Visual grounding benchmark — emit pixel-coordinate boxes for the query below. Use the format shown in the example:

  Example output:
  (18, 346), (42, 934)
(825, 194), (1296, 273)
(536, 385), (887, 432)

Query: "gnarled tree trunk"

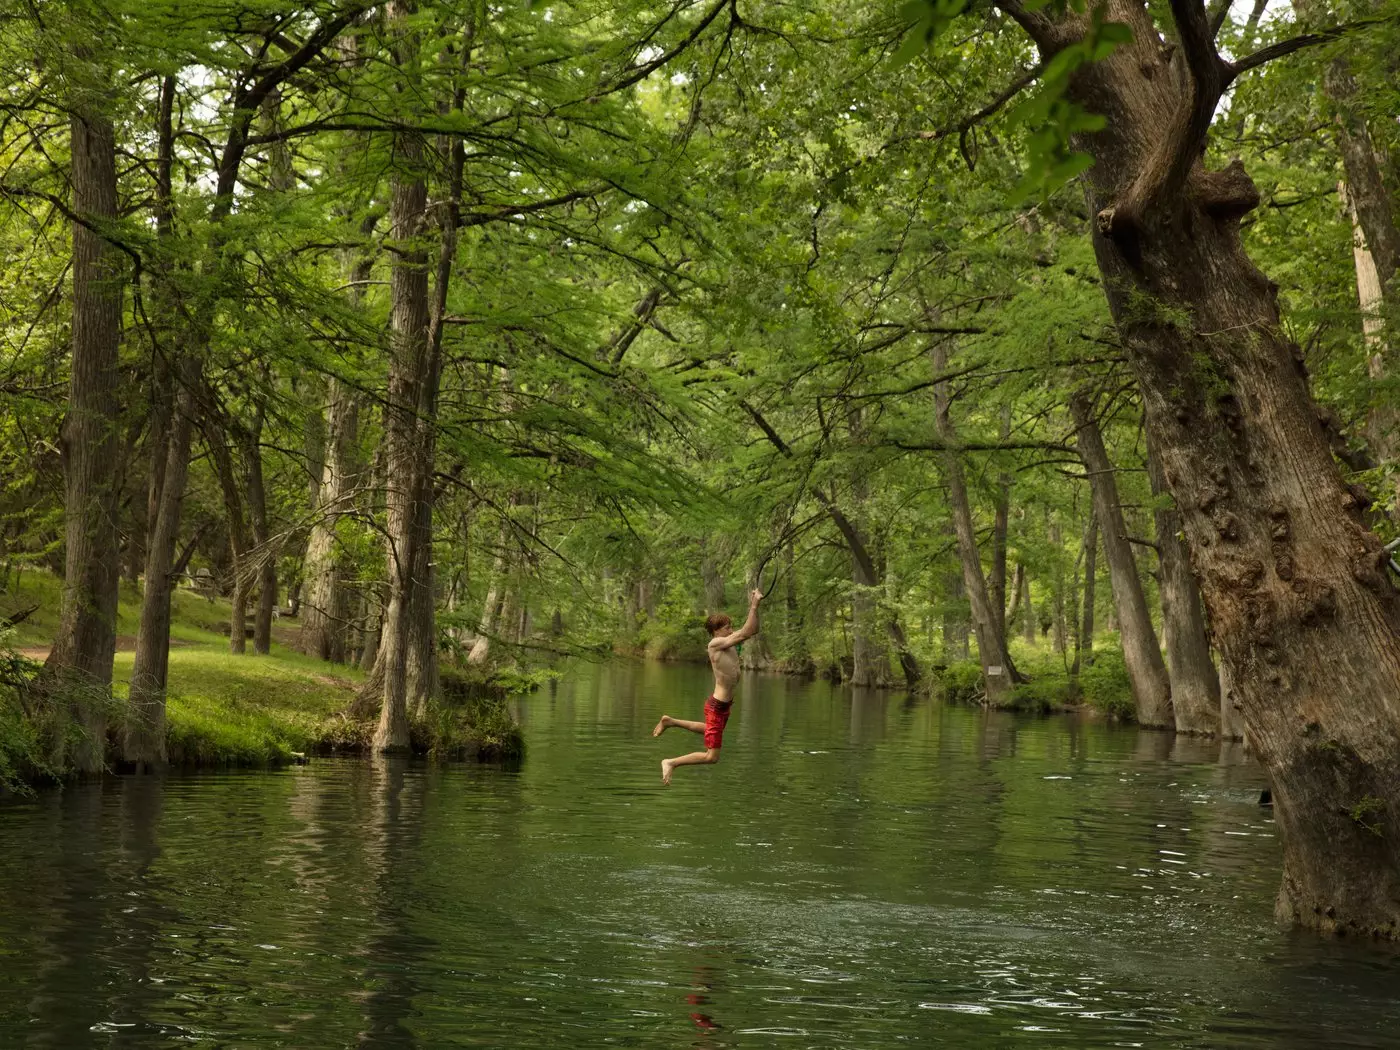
(1002, 0), (1400, 933)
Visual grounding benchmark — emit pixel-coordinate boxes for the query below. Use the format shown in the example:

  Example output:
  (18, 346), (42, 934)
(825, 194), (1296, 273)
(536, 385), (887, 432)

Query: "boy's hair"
(704, 612), (732, 637)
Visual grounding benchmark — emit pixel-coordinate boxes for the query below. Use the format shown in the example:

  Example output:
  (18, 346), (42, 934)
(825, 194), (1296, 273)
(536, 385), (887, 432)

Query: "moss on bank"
(0, 572), (526, 793)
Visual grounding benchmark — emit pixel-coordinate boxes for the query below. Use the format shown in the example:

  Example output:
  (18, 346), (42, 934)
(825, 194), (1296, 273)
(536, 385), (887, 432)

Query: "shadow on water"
(3, 659), (1400, 1048)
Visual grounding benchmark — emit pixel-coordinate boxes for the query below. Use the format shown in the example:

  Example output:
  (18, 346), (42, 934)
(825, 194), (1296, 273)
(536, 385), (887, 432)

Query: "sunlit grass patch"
(113, 645), (364, 766)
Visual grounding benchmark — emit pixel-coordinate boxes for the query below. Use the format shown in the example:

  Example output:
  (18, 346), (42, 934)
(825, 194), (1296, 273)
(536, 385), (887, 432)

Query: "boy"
(653, 588), (762, 785)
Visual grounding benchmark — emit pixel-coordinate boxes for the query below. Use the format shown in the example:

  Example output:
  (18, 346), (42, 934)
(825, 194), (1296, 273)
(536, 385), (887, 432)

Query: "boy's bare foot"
(661, 758), (675, 785)
(652, 716), (671, 737)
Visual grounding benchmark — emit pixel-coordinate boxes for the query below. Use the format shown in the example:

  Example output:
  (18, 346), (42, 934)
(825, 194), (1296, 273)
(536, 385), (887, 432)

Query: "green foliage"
(1078, 648), (1135, 721)
(0, 644), (50, 794)
(939, 660), (985, 704)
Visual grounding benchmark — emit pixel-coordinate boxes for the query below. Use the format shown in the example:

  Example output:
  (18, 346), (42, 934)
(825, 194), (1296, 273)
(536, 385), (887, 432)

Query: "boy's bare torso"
(708, 642), (741, 701)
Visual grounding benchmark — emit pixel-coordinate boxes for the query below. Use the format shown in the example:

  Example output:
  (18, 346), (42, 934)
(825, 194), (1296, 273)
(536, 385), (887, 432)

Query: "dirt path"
(19, 634), (194, 663)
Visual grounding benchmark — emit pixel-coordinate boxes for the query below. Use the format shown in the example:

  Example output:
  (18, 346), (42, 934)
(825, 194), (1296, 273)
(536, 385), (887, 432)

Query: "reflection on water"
(2, 659), (1399, 1048)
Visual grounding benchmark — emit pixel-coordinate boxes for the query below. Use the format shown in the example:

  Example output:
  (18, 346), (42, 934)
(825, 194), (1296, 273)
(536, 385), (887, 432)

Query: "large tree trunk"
(1070, 391), (1173, 727)
(933, 343), (1018, 703)
(1148, 438), (1221, 734)
(374, 149), (429, 749)
(44, 100), (123, 773)
(1006, 0), (1400, 933)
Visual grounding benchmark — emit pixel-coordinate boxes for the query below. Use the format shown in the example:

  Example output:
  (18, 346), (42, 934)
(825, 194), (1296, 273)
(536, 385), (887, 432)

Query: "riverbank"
(0, 573), (524, 792)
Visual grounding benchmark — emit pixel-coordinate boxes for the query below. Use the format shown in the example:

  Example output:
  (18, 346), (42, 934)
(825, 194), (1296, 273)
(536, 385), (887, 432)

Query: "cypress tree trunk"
(1002, 0), (1400, 932)
(45, 99), (123, 773)
(467, 542), (507, 666)
(1071, 391), (1172, 727)
(1020, 570), (1036, 645)
(126, 364), (196, 768)
(990, 405), (1012, 638)
(373, 2), (433, 748)
(847, 424), (887, 687)
(374, 153), (428, 748)
(1078, 512), (1098, 672)
(203, 410), (250, 655)
(1050, 519), (1068, 654)
(943, 567), (971, 661)
(934, 343), (1018, 702)
(1148, 438), (1221, 734)
(243, 406), (275, 655)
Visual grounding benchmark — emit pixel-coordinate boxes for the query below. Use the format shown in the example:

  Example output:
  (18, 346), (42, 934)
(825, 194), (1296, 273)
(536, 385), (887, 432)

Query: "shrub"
(939, 659), (985, 704)
(1079, 649), (1135, 720)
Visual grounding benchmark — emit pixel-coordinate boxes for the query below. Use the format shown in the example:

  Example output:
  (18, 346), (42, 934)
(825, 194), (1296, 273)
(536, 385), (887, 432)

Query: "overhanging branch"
(1226, 14), (1396, 78)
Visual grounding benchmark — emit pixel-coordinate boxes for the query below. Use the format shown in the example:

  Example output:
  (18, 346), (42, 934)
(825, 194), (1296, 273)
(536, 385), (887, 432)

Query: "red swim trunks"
(703, 696), (732, 749)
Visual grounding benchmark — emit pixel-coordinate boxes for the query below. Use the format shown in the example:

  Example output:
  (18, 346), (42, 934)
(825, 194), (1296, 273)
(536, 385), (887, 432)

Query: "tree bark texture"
(126, 363), (197, 768)
(1073, 511), (1099, 675)
(300, 212), (372, 663)
(298, 376), (360, 662)
(934, 343), (1017, 703)
(1005, 0), (1400, 933)
(1148, 438), (1221, 734)
(1070, 391), (1173, 727)
(203, 408), (250, 655)
(990, 404), (1012, 638)
(847, 427), (889, 687)
(1050, 519), (1068, 654)
(44, 101), (123, 773)
(374, 127), (430, 750)
(242, 406), (276, 655)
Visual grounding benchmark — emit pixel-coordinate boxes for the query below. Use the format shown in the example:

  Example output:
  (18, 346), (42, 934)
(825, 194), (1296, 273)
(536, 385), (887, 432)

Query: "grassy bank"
(0, 572), (525, 792)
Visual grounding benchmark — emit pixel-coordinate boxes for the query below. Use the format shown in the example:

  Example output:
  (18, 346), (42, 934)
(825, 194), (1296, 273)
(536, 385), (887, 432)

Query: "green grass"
(113, 645), (366, 766)
(0, 570), (525, 785)
(0, 572), (233, 650)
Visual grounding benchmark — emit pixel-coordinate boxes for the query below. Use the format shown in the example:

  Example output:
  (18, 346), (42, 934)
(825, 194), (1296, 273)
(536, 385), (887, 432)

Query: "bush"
(1079, 649), (1135, 720)
(1009, 674), (1077, 714)
(0, 648), (56, 793)
(939, 659), (985, 704)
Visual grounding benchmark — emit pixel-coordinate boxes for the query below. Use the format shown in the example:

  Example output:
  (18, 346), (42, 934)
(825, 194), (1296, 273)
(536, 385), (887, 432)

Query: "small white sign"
(987, 665), (1004, 676)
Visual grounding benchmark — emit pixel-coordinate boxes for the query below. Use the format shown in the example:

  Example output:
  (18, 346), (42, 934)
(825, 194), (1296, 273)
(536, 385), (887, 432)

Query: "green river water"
(2, 659), (1398, 1048)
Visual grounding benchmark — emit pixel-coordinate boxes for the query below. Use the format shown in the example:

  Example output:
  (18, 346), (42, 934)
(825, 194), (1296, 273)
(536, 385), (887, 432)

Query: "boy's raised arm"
(710, 590), (762, 651)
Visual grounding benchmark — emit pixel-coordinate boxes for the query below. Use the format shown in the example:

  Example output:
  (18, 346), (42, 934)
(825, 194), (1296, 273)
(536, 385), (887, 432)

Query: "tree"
(43, 47), (124, 773)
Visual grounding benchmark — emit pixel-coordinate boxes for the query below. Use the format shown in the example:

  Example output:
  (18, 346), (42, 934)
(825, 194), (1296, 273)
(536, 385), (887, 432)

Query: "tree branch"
(1207, 0), (1231, 40)
(1098, 0), (1229, 236)
(904, 62), (1045, 144)
(1226, 15), (1395, 79)
(890, 438), (1078, 454)
(600, 0), (732, 95)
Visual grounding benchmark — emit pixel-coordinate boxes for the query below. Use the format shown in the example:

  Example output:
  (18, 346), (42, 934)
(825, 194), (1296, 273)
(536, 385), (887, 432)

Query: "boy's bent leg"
(661, 748), (720, 785)
(652, 715), (705, 737)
